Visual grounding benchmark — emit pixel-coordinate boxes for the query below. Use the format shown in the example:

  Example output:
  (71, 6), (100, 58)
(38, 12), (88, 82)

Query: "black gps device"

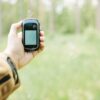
(22, 19), (40, 52)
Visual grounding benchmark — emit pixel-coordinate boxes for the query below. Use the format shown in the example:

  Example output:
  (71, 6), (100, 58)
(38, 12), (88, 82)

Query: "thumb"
(18, 32), (22, 39)
(9, 21), (22, 37)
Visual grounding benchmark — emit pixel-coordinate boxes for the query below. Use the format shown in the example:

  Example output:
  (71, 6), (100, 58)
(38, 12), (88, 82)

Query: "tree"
(0, 0), (2, 38)
(96, 0), (100, 31)
(28, 0), (39, 18)
(29, 0), (35, 17)
(81, 0), (95, 31)
(38, 0), (45, 25)
(18, 0), (24, 19)
(49, 0), (57, 33)
(74, 0), (81, 34)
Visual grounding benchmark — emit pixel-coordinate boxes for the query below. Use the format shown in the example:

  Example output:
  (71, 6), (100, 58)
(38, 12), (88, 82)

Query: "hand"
(4, 21), (45, 69)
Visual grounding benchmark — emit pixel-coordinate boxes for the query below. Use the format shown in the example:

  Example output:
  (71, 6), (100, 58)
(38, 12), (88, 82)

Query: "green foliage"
(2, 3), (15, 34)
(56, 8), (75, 34)
(81, 0), (96, 31)
(0, 0), (97, 35)
(1, 0), (29, 34)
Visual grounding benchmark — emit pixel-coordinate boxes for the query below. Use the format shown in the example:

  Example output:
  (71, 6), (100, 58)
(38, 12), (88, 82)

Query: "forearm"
(0, 53), (20, 100)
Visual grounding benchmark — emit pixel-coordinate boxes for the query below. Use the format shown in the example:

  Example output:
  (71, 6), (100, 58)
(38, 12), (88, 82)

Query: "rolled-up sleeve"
(0, 53), (20, 100)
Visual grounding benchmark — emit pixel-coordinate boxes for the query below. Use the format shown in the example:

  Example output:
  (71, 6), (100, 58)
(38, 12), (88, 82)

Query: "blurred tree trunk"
(38, 0), (45, 26)
(18, 0), (23, 19)
(49, 0), (56, 33)
(96, 0), (100, 31)
(0, 1), (2, 39)
(29, 0), (35, 17)
(74, 0), (81, 34)
(29, 0), (45, 28)
(29, 0), (38, 18)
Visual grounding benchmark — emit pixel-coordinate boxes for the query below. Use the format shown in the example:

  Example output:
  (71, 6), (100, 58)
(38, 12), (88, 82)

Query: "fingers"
(40, 31), (45, 50)
(38, 31), (45, 53)
(40, 31), (45, 42)
(9, 21), (22, 36)
(18, 32), (22, 39)
(40, 36), (44, 42)
(40, 31), (44, 36)
(32, 42), (44, 56)
(40, 42), (45, 50)
(32, 31), (45, 56)
(17, 30), (45, 57)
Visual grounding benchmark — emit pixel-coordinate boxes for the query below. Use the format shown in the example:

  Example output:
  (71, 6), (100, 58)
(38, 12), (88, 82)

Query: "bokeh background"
(0, 0), (100, 100)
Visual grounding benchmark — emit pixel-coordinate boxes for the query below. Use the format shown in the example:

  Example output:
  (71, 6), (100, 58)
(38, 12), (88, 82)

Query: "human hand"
(4, 21), (45, 69)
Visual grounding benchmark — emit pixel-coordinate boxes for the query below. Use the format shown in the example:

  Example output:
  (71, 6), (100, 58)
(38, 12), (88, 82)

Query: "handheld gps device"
(22, 19), (40, 52)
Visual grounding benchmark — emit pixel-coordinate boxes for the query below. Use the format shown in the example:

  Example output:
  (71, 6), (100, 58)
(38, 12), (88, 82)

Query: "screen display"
(25, 30), (36, 45)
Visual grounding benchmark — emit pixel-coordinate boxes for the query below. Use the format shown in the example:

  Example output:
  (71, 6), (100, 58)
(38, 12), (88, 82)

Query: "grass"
(1, 33), (100, 100)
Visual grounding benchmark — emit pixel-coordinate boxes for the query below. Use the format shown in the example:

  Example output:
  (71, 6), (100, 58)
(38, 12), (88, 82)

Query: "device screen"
(25, 30), (36, 45)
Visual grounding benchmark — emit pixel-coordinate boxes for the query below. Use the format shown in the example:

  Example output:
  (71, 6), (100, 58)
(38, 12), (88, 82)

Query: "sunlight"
(2, 0), (17, 4)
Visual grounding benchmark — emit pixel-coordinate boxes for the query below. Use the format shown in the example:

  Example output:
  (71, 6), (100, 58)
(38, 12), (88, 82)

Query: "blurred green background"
(1, 0), (100, 100)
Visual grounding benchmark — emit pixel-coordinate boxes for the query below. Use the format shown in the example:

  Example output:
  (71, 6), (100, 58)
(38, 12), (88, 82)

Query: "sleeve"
(0, 53), (20, 100)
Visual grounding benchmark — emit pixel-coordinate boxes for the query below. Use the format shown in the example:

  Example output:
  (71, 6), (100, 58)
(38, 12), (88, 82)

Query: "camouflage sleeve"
(0, 53), (20, 100)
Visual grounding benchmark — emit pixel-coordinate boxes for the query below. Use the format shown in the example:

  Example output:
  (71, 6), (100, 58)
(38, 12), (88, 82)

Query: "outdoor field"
(1, 32), (100, 100)
(1, 0), (100, 100)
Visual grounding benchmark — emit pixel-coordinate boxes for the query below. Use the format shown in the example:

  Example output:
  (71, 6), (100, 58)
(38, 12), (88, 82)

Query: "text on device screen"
(25, 30), (36, 45)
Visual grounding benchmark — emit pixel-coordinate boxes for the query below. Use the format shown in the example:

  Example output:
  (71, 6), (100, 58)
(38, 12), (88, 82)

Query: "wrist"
(2, 50), (19, 69)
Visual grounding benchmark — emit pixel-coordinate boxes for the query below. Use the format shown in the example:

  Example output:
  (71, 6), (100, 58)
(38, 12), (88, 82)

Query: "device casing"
(22, 19), (40, 52)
